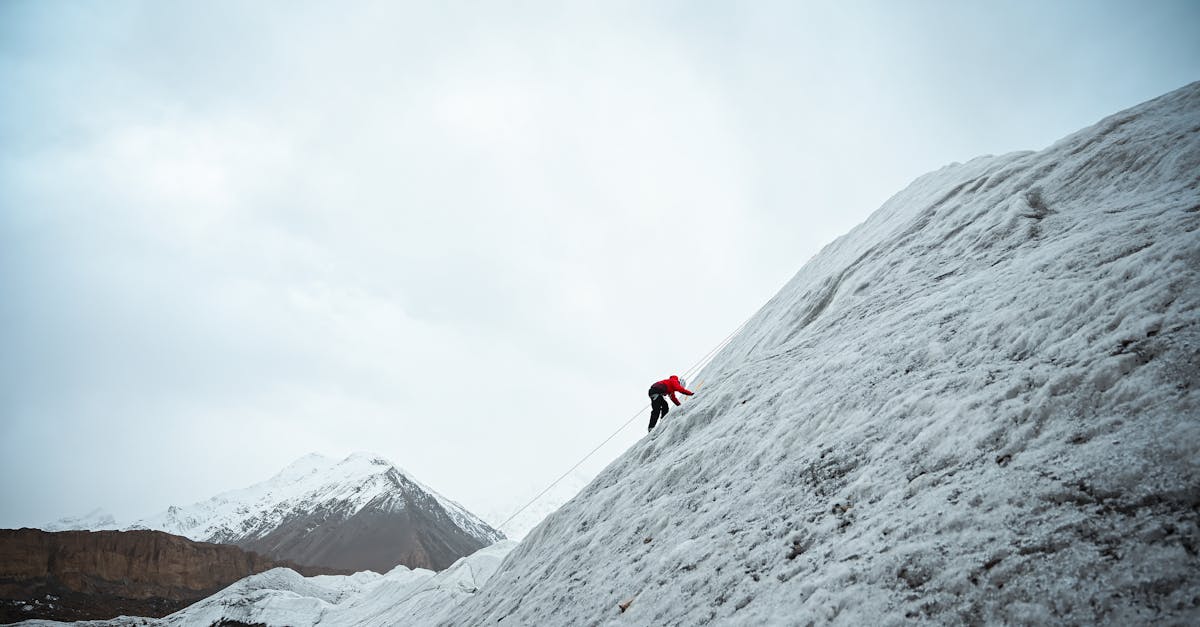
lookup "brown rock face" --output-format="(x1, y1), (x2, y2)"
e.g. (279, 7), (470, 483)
(0, 528), (345, 623)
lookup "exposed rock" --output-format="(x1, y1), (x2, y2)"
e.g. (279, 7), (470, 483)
(0, 528), (345, 623)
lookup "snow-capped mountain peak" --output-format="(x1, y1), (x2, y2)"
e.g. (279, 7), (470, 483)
(132, 452), (504, 572)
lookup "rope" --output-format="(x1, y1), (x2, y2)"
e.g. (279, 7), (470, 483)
(494, 312), (758, 532)
(494, 402), (650, 532)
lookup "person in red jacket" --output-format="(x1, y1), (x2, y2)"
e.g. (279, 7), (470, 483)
(647, 375), (694, 431)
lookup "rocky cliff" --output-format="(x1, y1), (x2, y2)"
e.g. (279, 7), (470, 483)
(0, 528), (344, 623)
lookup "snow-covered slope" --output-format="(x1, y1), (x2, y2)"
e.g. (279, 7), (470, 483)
(131, 452), (504, 572)
(441, 83), (1200, 624)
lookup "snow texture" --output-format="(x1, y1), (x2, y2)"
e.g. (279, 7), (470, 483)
(128, 452), (504, 548)
(441, 82), (1200, 625)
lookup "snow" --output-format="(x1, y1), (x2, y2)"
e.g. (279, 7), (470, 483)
(440, 82), (1200, 625)
(128, 451), (503, 547)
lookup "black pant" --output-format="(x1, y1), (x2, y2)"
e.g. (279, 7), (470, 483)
(648, 384), (669, 431)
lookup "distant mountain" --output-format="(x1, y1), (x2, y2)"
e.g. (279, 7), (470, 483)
(0, 528), (344, 624)
(129, 452), (504, 573)
(42, 508), (118, 532)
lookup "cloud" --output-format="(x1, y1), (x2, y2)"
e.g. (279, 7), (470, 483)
(2, 0), (1198, 526)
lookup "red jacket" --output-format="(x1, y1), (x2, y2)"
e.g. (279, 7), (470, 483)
(655, 375), (694, 405)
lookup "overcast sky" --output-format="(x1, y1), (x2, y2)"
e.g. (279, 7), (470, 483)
(1, 0), (1197, 529)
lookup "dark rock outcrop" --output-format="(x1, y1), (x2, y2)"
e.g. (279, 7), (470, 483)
(0, 528), (345, 623)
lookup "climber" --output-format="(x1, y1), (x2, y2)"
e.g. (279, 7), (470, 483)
(647, 375), (694, 431)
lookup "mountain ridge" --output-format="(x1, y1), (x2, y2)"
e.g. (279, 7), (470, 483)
(138, 452), (504, 573)
(47, 452), (504, 573)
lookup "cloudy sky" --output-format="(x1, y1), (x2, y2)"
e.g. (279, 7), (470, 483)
(1, 0), (1197, 529)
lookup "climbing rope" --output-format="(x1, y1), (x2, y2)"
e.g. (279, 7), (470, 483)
(494, 312), (757, 532)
